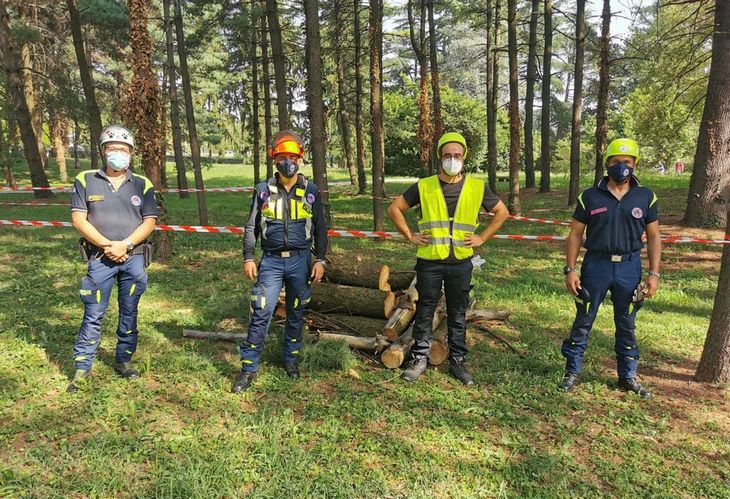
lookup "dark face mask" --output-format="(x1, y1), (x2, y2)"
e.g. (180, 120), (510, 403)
(276, 158), (299, 178)
(607, 161), (633, 183)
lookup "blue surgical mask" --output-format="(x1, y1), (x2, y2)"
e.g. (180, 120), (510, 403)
(607, 161), (633, 183)
(106, 151), (131, 171)
(276, 158), (299, 178)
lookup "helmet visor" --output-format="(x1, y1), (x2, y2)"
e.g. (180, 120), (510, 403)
(272, 140), (303, 157)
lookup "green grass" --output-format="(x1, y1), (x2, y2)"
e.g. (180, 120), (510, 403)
(0, 160), (728, 498)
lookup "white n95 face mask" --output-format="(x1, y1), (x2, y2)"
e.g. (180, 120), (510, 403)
(442, 158), (463, 176)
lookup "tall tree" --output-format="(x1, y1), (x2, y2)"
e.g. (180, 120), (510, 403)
(260, 9), (273, 179)
(163, 0), (189, 198)
(49, 111), (69, 183)
(66, 0), (102, 169)
(265, 0), (289, 130)
(427, 0), (442, 159)
(353, 0), (366, 193)
(173, 0), (208, 224)
(487, 0), (501, 194)
(0, 0), (51, 197)
(684, 0), (730, 228)
(695, 203), (730, 383)
(304, 0), (331, 219)
(250, 0), (261, 185)
(594, 0), (611, 186)
(19, 41), (44, 169)
(408, 0), (432, 176)
(539, 0), (553, 193)
(333, 0), (356, 186)
(507, 0), (520, 213)
(0, 113), (16, 187)
(369, 0), (385, 230)
(568, 0), (586, 206)
(523, 0), (539, 189)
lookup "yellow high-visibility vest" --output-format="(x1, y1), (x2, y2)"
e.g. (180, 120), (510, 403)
(416, 175), (484, 260)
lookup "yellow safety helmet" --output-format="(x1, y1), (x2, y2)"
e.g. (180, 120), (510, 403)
(604, 138), (640, 165)
(436, 132), (468, 160)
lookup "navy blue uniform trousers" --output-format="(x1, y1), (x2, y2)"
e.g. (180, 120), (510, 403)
(561, 251), (643, 378)
(73, 254), (148, 371)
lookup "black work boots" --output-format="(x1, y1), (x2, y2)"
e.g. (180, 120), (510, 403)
(558, 372), (580, 392)
(449, 357), (474, 386)
(231, 370), (257, 393)
(618, 377), (652, 399)
(114, 362), (139, 379)
(284, 362), (300, 379)
(66, 369), (90, 393)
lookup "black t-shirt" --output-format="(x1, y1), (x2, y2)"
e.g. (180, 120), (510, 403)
(402, 176), (501, 263)
(572, 176), (659, 254)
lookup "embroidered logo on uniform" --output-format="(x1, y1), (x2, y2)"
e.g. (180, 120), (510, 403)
(632, 207), (643, 218)
(130, 195), (142, 206)
(590, 207), (608, 215)
(306, 193), (315, 204)
(260, 191), (269, 200)
(88, 194), (104, 202)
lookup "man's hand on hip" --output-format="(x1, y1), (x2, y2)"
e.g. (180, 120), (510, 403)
(409, 233), (431, 246)
(463, 234), (485, 248)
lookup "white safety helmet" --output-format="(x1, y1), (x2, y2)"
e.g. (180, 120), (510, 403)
(99, 125), (135, 149)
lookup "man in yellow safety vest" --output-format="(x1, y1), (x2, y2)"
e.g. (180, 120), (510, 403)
(387, 132), (509, 384)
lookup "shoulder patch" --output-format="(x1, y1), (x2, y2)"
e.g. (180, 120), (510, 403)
(132, 173), (154, 194)
(74, 170), (97, 189)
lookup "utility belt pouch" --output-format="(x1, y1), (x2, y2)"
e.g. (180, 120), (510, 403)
(141, 241), (153, 268)
(78, 238), (92, 263)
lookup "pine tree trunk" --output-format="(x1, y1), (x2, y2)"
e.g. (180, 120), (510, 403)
(304, 0), (331, 221)
(20, 44), (45, 169)
(507, 0), (521, 214)
(594, 0), (611, 187)
(408, 0), (432, 176)
(174, 0), (208, 224)
(250, 0), (261, 185)
(695, 203), (730, 383)
(523, 0), (539, 189)
(683, 0), (730, 229)
(0, 117), (16, 187)
(487, 0), (501, 194)
(353, 0), (367, 194)
(539, 0), (552, 193)
(265, 0), (289, 130)
(427, 0), (442, 167)
(334, 0), (356, 186)
(369, 0), (385, 231)
(66, 0), (101, 170)
(568, 0), (586, 206)
(0, 0), (51, 197)
(49, 112), (68, 183)
(260, 9), (273, 179)
(125, 0), (170, 259)
(163, 0), (189, 198)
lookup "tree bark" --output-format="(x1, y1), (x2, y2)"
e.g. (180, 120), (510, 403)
(427, 0), (442, 164)
(304, 0), (331, 221)
(353, 0), (367, 194)
(381, 324), (415, 368)
(408, 0), (432, 176)
(0, 0), (51, 197)
(49, 112), (68, 183)
(66, 0), (101, 170)
(539, 0), (553, 193)
(383, 277), (417, 340)
(507, 0), (521, 214)
(333, 0), (356, 186)
(183, 329), (247, 342)
(568, 0), (586, 206)
(487, 0), (501, 194)
(174, 0), (208, 224)
(0, 116), (16, 187)
(163, 0), (189, 198)
(683, 0), (730, 228)
(318, 332), (390, 351)
(310, 281), (396, 319)
(523, 0), (539, 189)
(250, 0), (261, 185)
(20, 43), (44, 169)
(260, 9), (273, 179)
(695, 203), (730, 382)
(594, 0), (611, 187)
(369, 0), (385, 230)
(265, 0), (289, 129)
(311, 313), (386, 338)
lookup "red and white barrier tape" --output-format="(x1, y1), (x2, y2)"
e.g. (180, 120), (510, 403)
(2, 219), (728, 245)
(0, 181), (354, 194)
(492, 213), (571, 226)
(0, 201), (69, 206)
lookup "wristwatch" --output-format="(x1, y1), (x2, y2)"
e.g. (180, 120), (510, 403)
(124, 238), (134, 252)
(563, 265), (576, 275)
(315, 260), (327, 267)
(648, 270), (660, 279)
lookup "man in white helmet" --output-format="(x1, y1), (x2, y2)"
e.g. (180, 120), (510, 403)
(66, 125), (158, 393)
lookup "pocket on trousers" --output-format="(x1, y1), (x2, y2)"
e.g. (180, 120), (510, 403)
(79, 276), (100, 305)
(129, 273), (148, 298)
(250, 283), (267, 310)
(294, 285), (312, 309)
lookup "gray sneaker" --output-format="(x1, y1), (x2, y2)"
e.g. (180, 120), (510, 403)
(401, 357), (428, 382)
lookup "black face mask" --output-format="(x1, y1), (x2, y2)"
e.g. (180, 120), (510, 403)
(607, 161), (633, 183)
(276, 158), (299, 178)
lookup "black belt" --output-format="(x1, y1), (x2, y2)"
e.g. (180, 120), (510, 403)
(588, 251), (639, 262)
(264, 249), (307, 258)
(84, 240), (147, 256)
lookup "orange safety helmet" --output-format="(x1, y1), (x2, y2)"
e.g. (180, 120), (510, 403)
(268, 130), (305, 158)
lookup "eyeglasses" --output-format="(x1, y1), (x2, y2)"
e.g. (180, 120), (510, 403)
(442, 153), (463, 160)
(105, 146), (130, 154)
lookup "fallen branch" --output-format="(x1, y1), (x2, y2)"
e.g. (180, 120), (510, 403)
(182, 329), (247, 342)
(468, 322), (526, 358)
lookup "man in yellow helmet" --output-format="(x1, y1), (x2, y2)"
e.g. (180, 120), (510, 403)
(387, 132), (509, 384)
(560, 138), (662, 399)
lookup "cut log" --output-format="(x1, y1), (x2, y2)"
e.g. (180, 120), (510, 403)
(383, 276), (418, 340)
(325, 253), (391, 289)
(379, 264), (417, 291)
(429, 320), (449, 366)
(317, 332), (390, 350)
(182, 329), (247, 342)
(310, 281), (396, 319)
(308, 313), (386, 337)
(381, 324), (415, 369)
(466, 309), (510, 321)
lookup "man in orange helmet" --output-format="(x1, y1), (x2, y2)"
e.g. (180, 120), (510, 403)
(232, 130), (328, 393)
